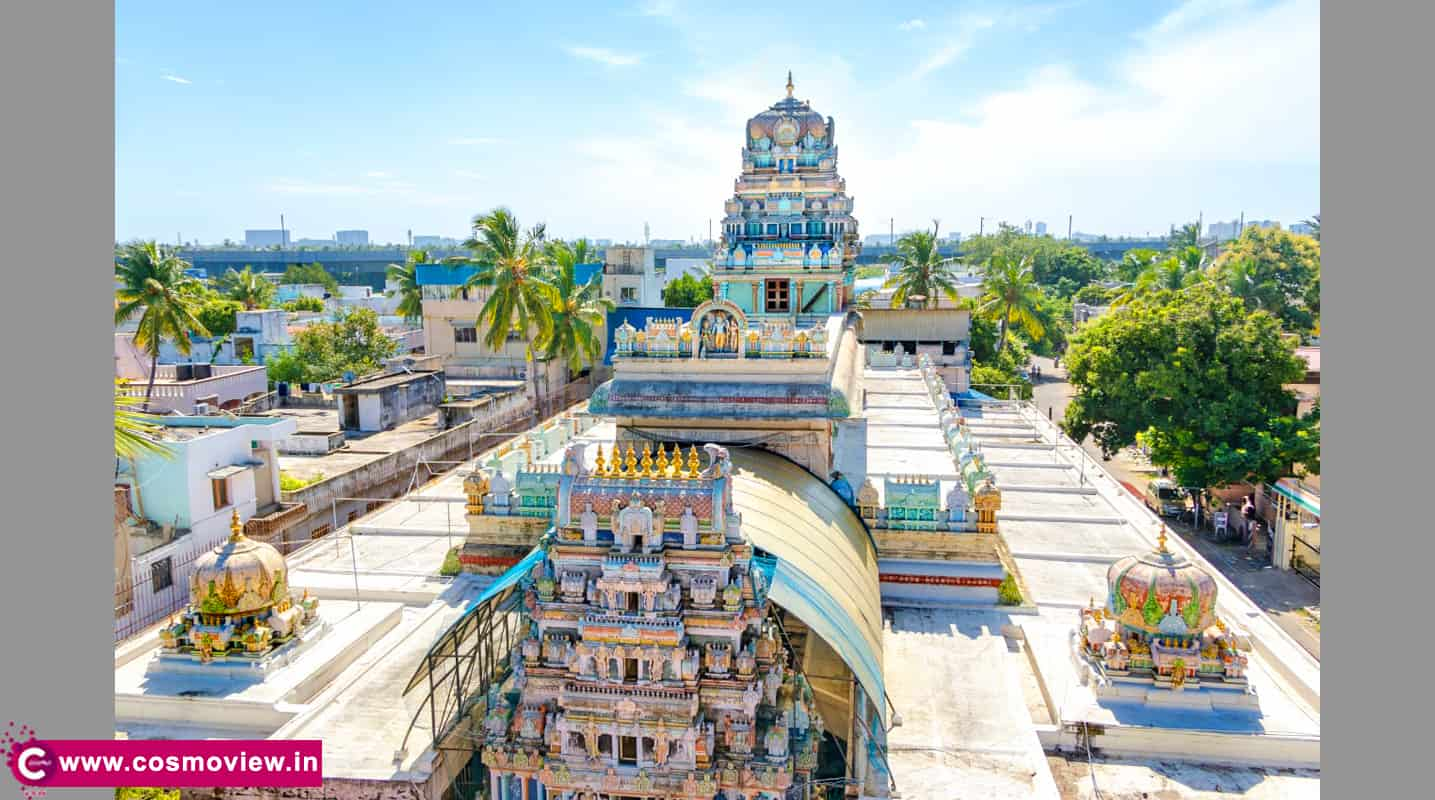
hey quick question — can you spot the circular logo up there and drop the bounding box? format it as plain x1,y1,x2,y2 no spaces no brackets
11,742,56,786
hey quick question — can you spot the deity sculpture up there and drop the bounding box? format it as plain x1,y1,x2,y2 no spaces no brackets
579,503,598,544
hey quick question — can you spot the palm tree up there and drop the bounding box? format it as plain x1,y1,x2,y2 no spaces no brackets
977,254,1046,356
115,241,210,410
1111,246,1206,306
542,239,616,390
884,222,960,309
1168,221,1201,249
219,266,277,310
1301,214,1320,241
386,249,430,324
114,379,171,460
460,208,559,408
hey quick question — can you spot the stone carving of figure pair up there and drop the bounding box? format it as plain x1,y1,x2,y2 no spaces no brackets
615,495,654,553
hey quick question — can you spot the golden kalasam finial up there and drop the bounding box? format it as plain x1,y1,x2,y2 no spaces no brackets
641,443,654,477
686,445,702,478
656,443,670,476
1157,524,1169,553
624,444,638,478
229,508,243,541
786,70,794,98
594,444,607,476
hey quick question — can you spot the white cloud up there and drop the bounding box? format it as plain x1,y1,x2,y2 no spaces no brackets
161,74,191,85
267,178,377,197
447,136,501,146
364,170,393,179
454,170,484,180
898,19,927,31
565,46,642,67
849,0,1319,232
911,15,995,79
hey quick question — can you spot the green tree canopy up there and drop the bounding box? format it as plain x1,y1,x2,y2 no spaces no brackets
960,228,1108,295
977,254,1047,355
1062,282,1319,488
543,239,615,376
387,249,430,323
218,266,278,309
197,298,243,338
281,262,339,294
281,296,326,313
265,307,397,385
1210,226,1320,333
662,272,715,307
884,224,960,308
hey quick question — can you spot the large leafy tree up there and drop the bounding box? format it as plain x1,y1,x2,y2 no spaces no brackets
1168,220,1202,250
114,241,210,410
543,239,616,384
1062,282,1319,490
197,299,243,338
265,308,397,385
461,208,559,404
977,254,1046,356
884,223,959,308
1210,226,1320,333
387,249,430,324
960,226,1107,295
218,266,277,309
281,262,338,294
662,272,715,307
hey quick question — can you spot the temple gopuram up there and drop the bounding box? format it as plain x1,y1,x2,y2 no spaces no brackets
717,73,860,323
474,442,835,800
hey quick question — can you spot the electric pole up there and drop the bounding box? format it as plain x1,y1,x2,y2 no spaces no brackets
979,216,984,236
280,214,286,247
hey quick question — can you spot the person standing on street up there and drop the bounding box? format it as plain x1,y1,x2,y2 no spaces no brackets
1241,495,1257,542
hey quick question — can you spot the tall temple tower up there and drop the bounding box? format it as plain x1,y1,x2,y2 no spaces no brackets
475,442,825,800
717,72,860,322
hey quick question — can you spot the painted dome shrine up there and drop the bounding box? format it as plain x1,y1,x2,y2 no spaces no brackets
190,512,291,616
1107,527,1219,636
746,72,832,149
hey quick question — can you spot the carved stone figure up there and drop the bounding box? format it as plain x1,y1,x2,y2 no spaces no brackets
561,441,589,477
680,505,699,549
580,503,598,544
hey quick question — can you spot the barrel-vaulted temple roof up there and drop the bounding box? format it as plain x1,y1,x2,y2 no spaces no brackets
405,447,887,745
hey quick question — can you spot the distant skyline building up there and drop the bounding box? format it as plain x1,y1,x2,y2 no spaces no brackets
244,229,289,247
335,229,369,246
1207,220,1241,241
1035,221,1047,235
1245,219,1281,231
1289,221,1315,235
412,235,461,248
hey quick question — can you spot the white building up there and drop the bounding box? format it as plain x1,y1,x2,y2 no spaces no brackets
602,245,661,306
335,229,370,246
114,415,298,637
1208,220,1242,241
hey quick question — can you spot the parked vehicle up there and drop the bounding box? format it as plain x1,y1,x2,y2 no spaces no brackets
1144,478,1189,517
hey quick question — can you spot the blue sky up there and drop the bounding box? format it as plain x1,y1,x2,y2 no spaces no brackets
116,0,1319,245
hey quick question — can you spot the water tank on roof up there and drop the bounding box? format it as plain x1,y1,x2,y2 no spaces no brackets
191,363,213,380
174,364,194,381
